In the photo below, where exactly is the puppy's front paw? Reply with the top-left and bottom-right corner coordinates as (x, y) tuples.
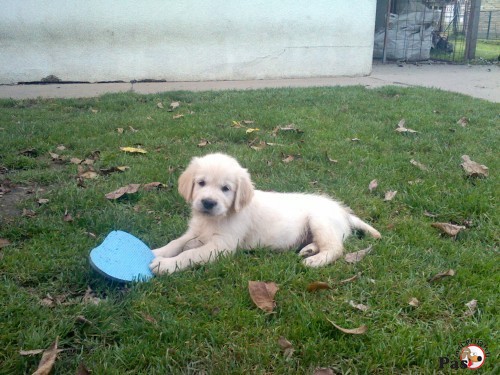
(149, 257), (178, 275)
(302, 252), (337, 268)
(298, 243), (319, 258)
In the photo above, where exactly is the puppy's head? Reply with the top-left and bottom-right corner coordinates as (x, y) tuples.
(178, 153), (254, 216)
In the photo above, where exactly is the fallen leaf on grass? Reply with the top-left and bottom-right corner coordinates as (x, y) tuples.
(63, 210), (74, 222)
(395, 119), (418, 134)
(307, 281), (331, 292)
(351, 138), (361, 142)
(326, 153), (338, 163)
(76, 363), (91, 375)
(77, 166), (98, 180)
(169, 101), (180, 110)
(248, 281), (278, 313)
(428, 269), (455, 283)
(70, 158), (83, 165)
(197, 139), (210, 148)
(140, 312), (158, 325)
(327, 319), (367, 335)
(245, 128), (260, 134)
(424, 210), (438, 218)
(349, 300), (369, 312)
(129, 126), (138, 133)
(410, 159), (429, 171)
(173, 114), (184, 119)
(463, 299), (477, 317)
(37, 198), (49, 205)
(344, 246), (373, 264)
(431, 222), (466, 237)
(56, 145), (66, 151)
(32, 337), (59, 375)
(116, 127), (124, 134)
(105, 184), (141, 200)
(460, 155), (488, 178)
(313, 368), (335, 375)
(282, 155), (295, 163)
(250, 140), (267, 151)
(277, 336), (294, 360)
(120, 147), (147, 154)
(89, 107), (98, 114)
(142, 182), (166, 191)
(0, 238), (11, 248)
(48, 152), (64, 162)
(368, 179), (378, 192)
(339, 273), (360, 284)
(19, 148), (38, 157)
(408, 297), (420, 307)
(22, 209), (36, 218)
(83, 287), (102, 305)
(457, 117), (469, 127)
(384, 190), (397, 201)
(99, 166), (130, 175)
(157, 102), (164, 109)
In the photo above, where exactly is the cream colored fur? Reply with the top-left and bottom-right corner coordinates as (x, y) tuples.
(150, 153), (381, 274)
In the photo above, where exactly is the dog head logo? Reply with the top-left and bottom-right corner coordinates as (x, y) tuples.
(460, 345), (486, 369)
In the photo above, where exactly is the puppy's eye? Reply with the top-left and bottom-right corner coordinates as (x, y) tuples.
(221, 185), (230, 192)
(198, 180), (206, 187)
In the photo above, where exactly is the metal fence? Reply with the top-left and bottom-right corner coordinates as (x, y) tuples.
(374, 0), (499, 63)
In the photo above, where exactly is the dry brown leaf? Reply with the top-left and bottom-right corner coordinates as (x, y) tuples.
(232, 120), (245, 128)
(339, 273), (360, 284)
(37, 198), (49, 205)
(76, 363), (91, 375)
(20, 349), (45, 356)
(248, 281), (279, 313)
(344, 245), (373, 264)
(457, 117), (469, 127)
(99, 166), (130, 175)
(116, 127), (124, 134)
(327, 319), (368, 335)
(83, 287), (102, 305)
(282, 155), (295, 163)
(351, 138), (361, 142)
(384, 190), (397, 201)
(32, 337), (59, 375)
(140, 312), (158, 325)
(89, 108), (98, 114)
(78, 165), (98, 180)
(395, 119), (418, 134)
(245, 128), (260, 134)
(410, 159), (428, 171)
(463, 299), (478, 317)
(408, 297), (420, 307)
(349, 300), (369, 312)
(70, 158), (83, 165)
(169, 101), (180, 110)
(0, 238), (11, 248)
(313, 368), (335, 375)
(428, 269), (455, 283)
(307, 281), (331, 292)
(197, 139), (210, 148)
(157, 102), (164, 109)
(22, 209), (36, 218)
(368, 179), (378, 192)
(326, 153), (338, 163)
(142, 182), (166, 191)
(19, 148), (38, 157)
(105, 184), (141, 200)
(56, 145), (66, 151)
(250, 140), (267, 151)
(63, 210), (74, 222)
(460, 155), (488, 178)
(431, 222), (466, 237)
(424, 210), (438, 218)
(129, 126), (139, 133)
(173, 114), (184, 119)
(48, 152), (61, 161)
(277, 336), (294, 360)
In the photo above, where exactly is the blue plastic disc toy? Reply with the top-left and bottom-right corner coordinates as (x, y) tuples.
(89, 230), (154, 282)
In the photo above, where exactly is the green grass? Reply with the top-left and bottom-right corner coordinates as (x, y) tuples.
(0, 87), (498, 374)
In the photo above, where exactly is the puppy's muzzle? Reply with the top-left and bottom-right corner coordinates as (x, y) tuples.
(201, 198), (218, 211)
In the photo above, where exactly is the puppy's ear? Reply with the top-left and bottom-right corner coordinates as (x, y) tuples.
(234, 169), (254, 212)
(178, 158), (198, 202)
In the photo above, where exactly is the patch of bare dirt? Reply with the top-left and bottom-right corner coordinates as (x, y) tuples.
(0, 180), (38, 223)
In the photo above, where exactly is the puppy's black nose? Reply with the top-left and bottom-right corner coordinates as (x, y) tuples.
(202, 199), (217, 210)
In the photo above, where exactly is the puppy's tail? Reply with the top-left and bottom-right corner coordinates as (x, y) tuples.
(349, 214), (382, 239)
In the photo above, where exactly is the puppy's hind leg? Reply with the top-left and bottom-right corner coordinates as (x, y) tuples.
(302, 216), (344, 268)
(298, 243), (319, 258)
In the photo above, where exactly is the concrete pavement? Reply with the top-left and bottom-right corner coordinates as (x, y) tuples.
(0, 63), (498, 102)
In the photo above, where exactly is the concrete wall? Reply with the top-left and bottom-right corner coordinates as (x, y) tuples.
(0, 1), (376, 84)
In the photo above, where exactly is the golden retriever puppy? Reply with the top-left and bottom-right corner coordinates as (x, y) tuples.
(150, 153), (381, 274)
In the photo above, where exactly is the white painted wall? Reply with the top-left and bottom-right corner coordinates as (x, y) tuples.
(0, 1), (376, 84)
